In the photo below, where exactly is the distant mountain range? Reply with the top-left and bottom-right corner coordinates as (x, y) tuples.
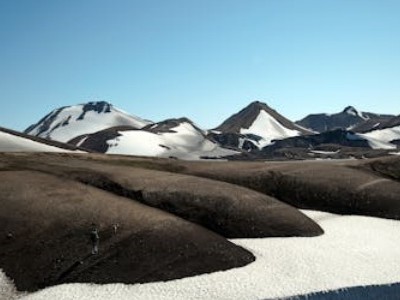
(210, 102), (399, 159)
(295, 106), (395, 133)
(0, 100), (398, 160)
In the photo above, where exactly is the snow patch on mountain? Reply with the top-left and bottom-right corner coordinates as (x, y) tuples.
(25, 102), (151, 143)
(106, 122), (238, 160)
(345, 132), (394, 150)
(343, 106), (367, 119)
(0, 131), (79, 153)
(357, 126), (400, 149)
(240, 110), (300, 148)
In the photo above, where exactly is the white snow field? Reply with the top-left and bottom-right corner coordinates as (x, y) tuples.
(240, 110), (300, 148)
(3, 210), (399, 300)
(347, 131), (396, 150)
(358, 126), (400, 149)
(0, 131), (78, 153)
(106, 122), (238, 160)
(310, 150), (340, 155)
(0, 271), (23, 300)
(26, 103), (151, 143)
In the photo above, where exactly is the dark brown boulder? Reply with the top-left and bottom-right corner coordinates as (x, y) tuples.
(64, 166), (323, 238)
(0, 153), (323, 239)
(360, 156), (400, 181)
(178, 159), (400, 220)
(0, 170), (254, 292)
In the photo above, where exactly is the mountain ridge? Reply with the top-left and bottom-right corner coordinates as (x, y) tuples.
(296, 106), (395, 133)
(14, 100), (400, 159)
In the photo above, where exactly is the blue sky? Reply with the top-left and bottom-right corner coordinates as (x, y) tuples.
(1, 0), (399, 130)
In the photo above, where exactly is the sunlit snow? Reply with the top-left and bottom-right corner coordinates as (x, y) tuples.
(346, 131), (396, 149)
(358, 126), (400, 149)
(310, 150), (340, 155)
(0, 131), (78, 153)
(106, 122), (238, 160)
(27, 105), (151, 143)
(240, 110), (300, 148)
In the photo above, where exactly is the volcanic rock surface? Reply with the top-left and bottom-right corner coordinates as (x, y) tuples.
(0, 169), (254, 292)
(0, 152), (324, 292)
(95, 155), (400, 220)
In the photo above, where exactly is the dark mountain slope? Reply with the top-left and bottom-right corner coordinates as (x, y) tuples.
(296, 106), (394, 133)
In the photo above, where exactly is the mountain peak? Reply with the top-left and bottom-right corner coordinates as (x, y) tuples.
(80, 101), (113, 115)
(246, 100), (271, 111)
(343, 106), (359, 116)
(25, 102), (151, 143)
(143, 117), (206, 135)
(215, 100), (311, 137)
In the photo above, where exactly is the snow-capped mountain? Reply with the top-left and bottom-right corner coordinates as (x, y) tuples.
(296, 106), (394, 133)
(70, 118), (238, 160)
(0, 127), (84, 153)
(21, 100), (399, 160)
(25, 101), (151, 143)
(212, 101), (312, 150)
(304, 112), (400, 150)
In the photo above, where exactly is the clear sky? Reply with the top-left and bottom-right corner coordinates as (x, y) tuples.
(1, 0), (399, 131)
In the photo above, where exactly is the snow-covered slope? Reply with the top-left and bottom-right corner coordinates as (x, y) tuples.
(358, 126), (400, 149)
(0, 127), (82, 153)
(25, 101), (151, 143)
(214, 101), (310, 150)
(240, 109), (301, 148)
(74, 119), (239, 160)
(107, 121), (238, 160)
(14, 210), (400, 300)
